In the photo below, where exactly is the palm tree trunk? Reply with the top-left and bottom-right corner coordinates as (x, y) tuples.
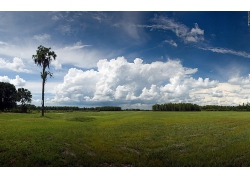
(41, 66), (46, 117)
(41, 79), (45, 116)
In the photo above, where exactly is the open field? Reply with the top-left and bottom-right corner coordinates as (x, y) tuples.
(1, 111), (250, 166)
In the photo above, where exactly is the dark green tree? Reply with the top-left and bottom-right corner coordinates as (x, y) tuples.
(17, 88), (32, 113)
(32, 45), (57, 116)
(0, 82), (17, 111)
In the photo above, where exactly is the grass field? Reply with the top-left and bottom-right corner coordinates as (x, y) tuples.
(1, 111), (250, 166)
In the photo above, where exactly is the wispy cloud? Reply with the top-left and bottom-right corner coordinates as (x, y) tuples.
(198, 46), (250, 58)
(92, 12), (107, 23)
(0, 41), (9, 45)
(33, 33), (51, 42)
(57, 24), (72, 35)
(137, 15), (204, 43)
(52, 15), (61, 21)
(63, 41), (91, 50)
(163, 39), (177, 47)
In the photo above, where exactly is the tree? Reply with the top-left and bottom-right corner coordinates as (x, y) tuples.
(17, 88), (32, 113)
(0, 82), (17, 111)
(32, 45), (57, 116)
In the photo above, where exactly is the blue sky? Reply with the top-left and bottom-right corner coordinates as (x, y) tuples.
(1, 10), (250, 109)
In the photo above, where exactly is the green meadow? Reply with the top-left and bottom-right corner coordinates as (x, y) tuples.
(1, 111), (250, 166)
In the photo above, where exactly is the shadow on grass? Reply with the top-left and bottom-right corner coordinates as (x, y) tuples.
(67, 116), (96, 122)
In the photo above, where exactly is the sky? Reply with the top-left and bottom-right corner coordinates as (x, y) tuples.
(1, 10), (250, 109)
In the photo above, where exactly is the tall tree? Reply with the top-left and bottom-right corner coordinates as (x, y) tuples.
(0, 82), (17, 111)
(32, 45), (57, 116)
(17, 88), (32, 113)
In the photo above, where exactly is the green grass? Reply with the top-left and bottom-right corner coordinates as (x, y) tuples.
(1, 111), (250, 166)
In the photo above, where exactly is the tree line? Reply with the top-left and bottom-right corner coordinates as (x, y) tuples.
(200, 103), (250, 111)
(26, 105), (122, 112)
(0, 82), (32, 113)
(152, 103), (201, 111)
(152, 102), (250, 111)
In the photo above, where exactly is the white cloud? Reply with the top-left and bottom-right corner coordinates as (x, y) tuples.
(212, 90), (223, 97)
(138, 15), (204, 43)
(92, 12), (107, 23)
(57, 24), (72, 35)
(51, 59), (62, 70)
(63, 41), (91, 50)
(51, 57), (218, 108)
(0, 57), (30, 73)
(0, 41), (8, 45)
(228, 74), (250, 88)
(33, 33), (51, 42)
(55, 42), (105, 68)
(0, 40), (108, 69)
(163, 39), (177, 47)
(189, 82), (250, 106)
(52, 67), (101, 103)
(185, 23), (204, 43)
(0, 41), (42, 66)
(114, 22), (141, 40)
(198, 46), (250, 59)
(52, 15), (60, 21)
(0, 75), (26, 86)
(187, 77), (218, 89)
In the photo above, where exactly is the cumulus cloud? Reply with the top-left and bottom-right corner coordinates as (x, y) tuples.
(0, 75), (26, 86)
(212, 90), (223, 97)
(52, 67), (101, 103)
(228, 74), (250, 88)
(51, 57), (218, 108)
(188, 82), (250, 106)
(0, 57), (30, 73)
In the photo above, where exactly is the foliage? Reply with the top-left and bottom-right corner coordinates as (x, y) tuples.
(32, 45), (57, 116)
(96, 106), (121, 111)
(152, 102), (250, 112)
(16, 88), (32, 113)
(152, 102), (201, 111)
(0, 82), (17, 111)
(0, 82), (32, 113)
(200, 103), (250, 111)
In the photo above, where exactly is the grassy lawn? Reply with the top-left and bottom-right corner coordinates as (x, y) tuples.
(1, 111), (250, 166)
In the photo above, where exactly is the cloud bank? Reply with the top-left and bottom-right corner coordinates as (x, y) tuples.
(51, 57), (218, 108)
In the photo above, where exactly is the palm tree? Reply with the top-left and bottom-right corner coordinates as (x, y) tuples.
(32, 45), (57, 116)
